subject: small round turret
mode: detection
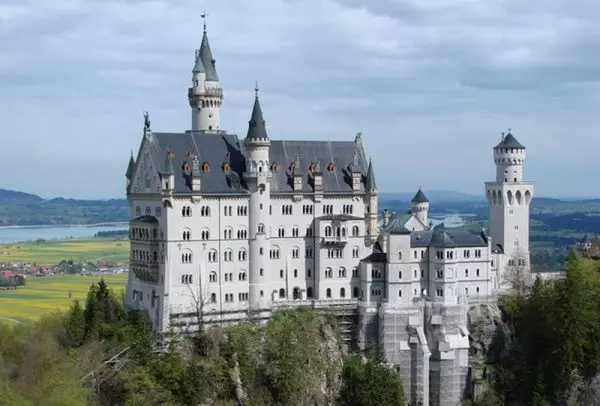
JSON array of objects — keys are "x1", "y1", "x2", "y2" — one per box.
[
  {"x1": 411, "y1": 188, "x2": 429, "y2": 226},
  {"x1": 493, "y1": 131, "x2": 526, "y2": 183}
]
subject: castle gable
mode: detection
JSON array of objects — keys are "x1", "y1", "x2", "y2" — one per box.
[{"x1": 130, "y1": 139, "x2": 161, "y2": 195}]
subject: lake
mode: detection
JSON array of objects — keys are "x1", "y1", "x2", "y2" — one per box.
[{"x1": 0, "y1": 223, "x2": 129, "y2": 244}]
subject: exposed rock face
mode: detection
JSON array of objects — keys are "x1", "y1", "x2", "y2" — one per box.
[{"x1": 467, "y1": 303, "x2": 510, "y2": 365}]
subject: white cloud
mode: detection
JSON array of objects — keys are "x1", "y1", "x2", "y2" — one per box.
[{"x1": 0, "y1": 0, "x2": 599, "y2": 198}]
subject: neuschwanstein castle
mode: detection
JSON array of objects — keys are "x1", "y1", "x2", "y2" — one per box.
[{"x1": 124, "y1": 22, "x2": 534, "y2": 406}]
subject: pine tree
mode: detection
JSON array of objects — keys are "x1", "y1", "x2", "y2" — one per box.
[{"x1": 64, "y1": 300, "x2": 85, "y2": 348}]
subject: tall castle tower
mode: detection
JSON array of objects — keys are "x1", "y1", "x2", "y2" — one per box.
[
  {"x1": 485, "y1": 131, "x2": 534, "y2": 287},
  {"x1": 244, "y1": 87, "x2": 272, "y2": 313},
  {"x1": 188, "y1": 18, "x2": 223, "y2": 132}
]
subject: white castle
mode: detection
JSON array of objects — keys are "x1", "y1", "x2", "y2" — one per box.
[{"x1": 124, "y1": 22, "x2": 534, "y2": 406}]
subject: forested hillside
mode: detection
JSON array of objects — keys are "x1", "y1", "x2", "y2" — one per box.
[
  {"x1": 0, "y1": 188, "x2": 128, "y2": 226},
  {"x1": 0, "y1": 280, "x2": 405, "y2": 406}
]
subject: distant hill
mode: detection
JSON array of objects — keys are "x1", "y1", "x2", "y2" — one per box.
[
  {"x1": 0, "y1": 188, "x2": 44, "y2": 202},
  {"x1": 0, "y1": 188, "x2": 128, "y2": 227},
  {"x1": 380, "y1": 190, "x2": 484, "y2": 203}
]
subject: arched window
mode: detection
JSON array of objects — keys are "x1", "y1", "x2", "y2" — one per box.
[
  {"x1": 210, "y1": 293, "x2": 216, "y2": 303},
  {"x1": 352, "y1": 225, "x2": 359, "y2": 236},
  {"x1": 201, "y1": 229, "x2": 210, "y2": 240},
  {"x1": 258, "y1": 223, "x2": 265, "y2": 234},
  {"x1": 238, "y1": 249, "x2": 247, "y2": 261},
  {"x1": 209, "y1": 272, "x2": 217, "y2": 283},
  {"x1": 224, "y1": 249, "x2": 233, "y2": 262},
  {"x1": 279, "y1": 288, "x2": 285, "y2": 298},
  {"x1": 398, "y1": 252, "x2": 402, "y2": 260},
  {"x1": 208, "y1": 249, "x2": 218, "y2": 262},
  {"x1": 340, "y1": 288, "x2": 346, "y2": 298},
  {"x1": 326, "y1": 288, "x2": 332, "y2": 298},
  {"x1": 325, "y1": 226, "x2": 332, "y2": 237}
]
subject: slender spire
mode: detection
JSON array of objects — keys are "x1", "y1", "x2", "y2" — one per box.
[
  {"x1": 246, "y1": 88, "x2": 268, "y2": 140},
  {"x1": 255, "y1": 81, "x2": 259, "y2": 98},
  {"x1": 126, "y1": 151, "x2": 135, "y2": 179},
  {"x1": 366, "y1": 157, "x2": 377, "y2": 191},
  {"x1": 192, "y1": 48, "x2": 205, "y2": 73}
]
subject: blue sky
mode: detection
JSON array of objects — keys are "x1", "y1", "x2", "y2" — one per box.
[{"x1": 1, "y1": 0, "x2": 600, "y2": 199}]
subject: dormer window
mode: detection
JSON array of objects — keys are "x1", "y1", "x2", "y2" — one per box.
[
  {"x1": 202, "y1": 162, "x2": 210, "y2": 172},
  {"x1": 222, "y1": 162, "x2": 230, "y2": 173},
  {"x1": 327, "y1": 163, "x2": 335, "y2": 172},
  {"x1": 270, "y1": 163, "x2": 279, "y2": 172},
  {"x1": 289, "y1": 162, "x2": 296, "y2": 173},
  {"x1": 181, "y1": 162, "x2": 191, "y2": 175},
  {"x1": 309, "y1": 163, "x2": 317, "y2": 173}
]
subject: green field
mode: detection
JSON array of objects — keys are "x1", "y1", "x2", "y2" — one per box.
[
  {"x1": 0, "y1": 238, "x2": 130, "y2": 265},
  {"x1": 0, "y1": 273, "x2": 128, "y2": 324}
]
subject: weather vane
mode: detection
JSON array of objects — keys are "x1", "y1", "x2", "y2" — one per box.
[{"x1": 201, "y1": 10, "x2": 208, "y2": 33}]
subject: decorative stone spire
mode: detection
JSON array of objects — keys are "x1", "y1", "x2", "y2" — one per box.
[
  {"x1": 246, "y1": 88, "x2": 268, "y2": 140},
  {"x1": 191, "y1": 154, "x2": 201, "y2": 177},
  {"x1": 348, "y1": 150, "x2": 360, "y2": 173},
  {"x1": 365, "y1": 158, "x2": 377, "y2": 191}
]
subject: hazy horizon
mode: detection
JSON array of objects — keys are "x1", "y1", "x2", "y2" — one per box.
[{"x1": 2, "y1": 0, "x2": 600, "y2": 198}]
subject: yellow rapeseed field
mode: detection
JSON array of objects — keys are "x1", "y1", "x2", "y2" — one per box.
[
  {"x1": 0, "y1": 238, "x2": 130, "y2": 265},
  {"x1": 0, "y1": 273, "x2": 128, "y2": 324}
]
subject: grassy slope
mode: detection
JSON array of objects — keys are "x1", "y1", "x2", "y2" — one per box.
[
  {"x1": 0, "y1": 238, "x2": 130, "y2": 265},
  {"x1": 0, "y1": 273, "x2": 128, "y2": 323}
]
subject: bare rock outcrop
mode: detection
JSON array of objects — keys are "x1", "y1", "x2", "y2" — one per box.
[{"x1": 467, "y1": 303, "x2": 510, "y2": 365}]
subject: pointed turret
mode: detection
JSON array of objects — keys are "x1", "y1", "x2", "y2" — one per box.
[
  {"x1": 411, "y1": 187, "x2": 430, "y2": 227},
  {"x1": 246, "y1": 90, "x2": 268, "y2": 140},
  {"x1": 126, "y1": 151, "x2": 135, "y2": 179},
  {"x1": 365, "y1": 158, "x2": 377, "y2": 191},
  {"x1": 160, "y1": 151, "x2": 174, "y2": 175}
]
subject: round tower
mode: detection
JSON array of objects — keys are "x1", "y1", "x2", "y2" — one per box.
[
  {"x1": 243, "y1": 87, "x2": 272, "y2": 312},
  {"x1": 188, "y1": 22, "x2": 223, "y2": 132},
  {"x1": 485, "y1": 130, "x2": 535, "y2": 291},
  {"x1": 411, "y1": 188, "x2": 429, "y2": 226}
]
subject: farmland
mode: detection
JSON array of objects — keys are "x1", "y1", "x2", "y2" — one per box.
[
  {"x1": 0, "y1": 237, "x2": 130, "y2": 265},
  {"x1": 0, "y1": 273, "x2": 128, "y2": 324}
]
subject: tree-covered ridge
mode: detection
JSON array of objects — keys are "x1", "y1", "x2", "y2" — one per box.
[
  {"x1": 472, "y1": 253, "x2": 600, "y2": 405},
  {"x1": 0, "y1": 280, "x2": 406, "y2": 406}
]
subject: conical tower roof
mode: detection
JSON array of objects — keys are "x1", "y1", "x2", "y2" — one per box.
[
  {"x1": 192, "y1": 49, "x2": 205, "y2": 74},
  {"x1": 246, "y1": 93, "x2": 268, "y2": 140},
  {"x1": 160, "y1": 151, "x2": 174, "y2": 175},
  {"x1": 411, "y1": 188, "x2": 429, "y2": 203},
  {"x1": 365, "y1": 158, "x2": 377, "y2": 191},
  {"x1": 125, "y1": 152, "x2": 135, "y2": 179},
  {"x1": 200, "y1": 30, "x2": 219, "y2": 81},
  {"x1": 495, "y1": 132, "x2": 525, "y2": 149}
]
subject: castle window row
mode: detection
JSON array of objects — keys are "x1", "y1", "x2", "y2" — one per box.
[
  {"x1": 327, "y1": 248, "x2": 343, "y2": 259},
  {"x1": 282, "y1": 204, "x2": 293, "y2": 215},
  {"x1": 181, "y1": 274, "x2": 192, "y2": 284},
  {"x1": 342, "y1": 205, "x2": 354, "y2": 215},
  {"x1": 134, "y1": 206, "x2": 162, "y2": 218},
  {"x1": 132, "y1": 249, "x2": 157, "y2": 263},
  {"x1": 302, "y1": 205, "x2": 313, "y2": 215},
  {"x1": 180, "y1": 227, "x2": 250, "y2": 241}
]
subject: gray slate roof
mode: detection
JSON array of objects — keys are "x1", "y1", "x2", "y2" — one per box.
[
  {"x1": 495, "y1": 132, "x2": 525, "y2": 149},
  {"x1": 142, "y1": 132, "x2": 370, "y2": 195},
  {"x1": 381, "y1": 213, "x2": 411, "y2": 234},
  {"x1": 411, "y1": 229, "x2": 488, "y2": 248},
  {"x1": 411, "y1": 188, "x2": 428, "y2": 203},
  {"x1": 200, "y1": 31, "x2": 219, "y2": 81}
]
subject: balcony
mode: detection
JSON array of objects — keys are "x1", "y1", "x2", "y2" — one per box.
[{"x1": 321, "y1": 235, "x2": 348, "y2": 246}]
